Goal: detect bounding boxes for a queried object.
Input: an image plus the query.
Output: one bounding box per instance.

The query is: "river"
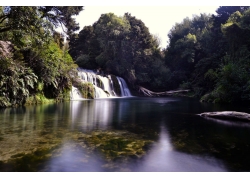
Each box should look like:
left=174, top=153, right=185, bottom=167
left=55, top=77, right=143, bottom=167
left=1, top=97, right=250, bottom=172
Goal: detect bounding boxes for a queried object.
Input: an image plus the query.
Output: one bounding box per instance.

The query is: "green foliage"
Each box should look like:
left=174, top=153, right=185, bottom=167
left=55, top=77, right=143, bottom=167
left=69, top=26, right=100, bottom=69
left=0, top=36, right=78, bottom=108
left=0, top=57, right=38, bottom=107
left=23, top=40, right=77, bottom=100
left=76, top=54, right=90, bottom=67
left=164, top=6, right=250, bottom=103
left=0, top=6, right=83, bottom=107
left=1, top=7, right=44, bottom=33
left=165, top=14, right=212, bottom=89
left=53, top=31, right=65, bottom=49
left=4, top=5, right=250, bottom=104
left=25, top=93, right=55, bottom=105
left=209, top=8, right=250, bottom=103
left=204, top=69, right=218, bottom=82
left=67, top=6, right=250, bottom=103
left=0, top=6, right=83, bottom=36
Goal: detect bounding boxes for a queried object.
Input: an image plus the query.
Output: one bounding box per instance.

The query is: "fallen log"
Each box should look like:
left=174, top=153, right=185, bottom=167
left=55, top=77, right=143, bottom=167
left=198, top=111, right=250, bottom=122
left=138, top=86, right=190, bottom=97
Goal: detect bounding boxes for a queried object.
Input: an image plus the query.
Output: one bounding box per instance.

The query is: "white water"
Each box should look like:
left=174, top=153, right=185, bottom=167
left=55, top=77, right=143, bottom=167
left=117, top=77, right=132, bottom=97
left=70, top=86, right=85, bottom=100
left=71, top=68, right=132, bottom=100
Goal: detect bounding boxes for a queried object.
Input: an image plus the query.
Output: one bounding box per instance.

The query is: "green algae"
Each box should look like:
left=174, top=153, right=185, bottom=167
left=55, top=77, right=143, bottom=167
left=0, top=128, right=153, bottom=171
left=78, top=130, right=153, bottom=160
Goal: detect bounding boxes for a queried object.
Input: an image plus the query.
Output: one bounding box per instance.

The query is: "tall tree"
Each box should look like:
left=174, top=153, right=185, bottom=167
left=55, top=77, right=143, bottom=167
left=69, top=25, right=101, bottom=69
left=164, top=14, right=212, bottom=90
left=0, top=6, right=83, bottom=36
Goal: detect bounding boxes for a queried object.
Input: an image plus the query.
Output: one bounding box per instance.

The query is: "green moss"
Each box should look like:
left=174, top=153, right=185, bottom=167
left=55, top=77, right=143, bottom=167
left=72, top=79, right=95, bottom=99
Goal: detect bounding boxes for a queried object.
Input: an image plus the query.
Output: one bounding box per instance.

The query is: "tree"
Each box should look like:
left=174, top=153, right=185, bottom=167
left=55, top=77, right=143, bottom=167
left=93, top=13, right=131, bottom=73
left=69, top=12, right=168, bottom=91
left=0, top=42, right=38, bottom=107
left=69, top=25, right=101, bottom=69
left=164, top=14, right=212, bottom=90
left=53, top=31, right=64, bottom=49
left=0, top=6, right=82, bottom=107
left=210, top=9, right=250, bottom=103
left=193, top=6, right=250, bottom=103
left=0, top=6, right=83, bottom=36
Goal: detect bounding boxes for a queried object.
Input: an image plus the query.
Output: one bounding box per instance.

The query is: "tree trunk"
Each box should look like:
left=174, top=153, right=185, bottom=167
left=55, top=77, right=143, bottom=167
left=138, top=86, right=190, bottom=97
left=198, top=111, right=250, bottom=122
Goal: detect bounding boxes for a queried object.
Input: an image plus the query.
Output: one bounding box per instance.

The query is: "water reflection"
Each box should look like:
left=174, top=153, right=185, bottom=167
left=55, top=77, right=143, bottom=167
left=69, top=99, right=133, bottom=131
left=135, top=125, right=226, bottom=172
left=1, top=97, right=250, bottom=171
left=44, top=141, right=103, bottom=172
left=70, top=100, right=114, bottom=131
left=200, top=116, right=250, bottom=128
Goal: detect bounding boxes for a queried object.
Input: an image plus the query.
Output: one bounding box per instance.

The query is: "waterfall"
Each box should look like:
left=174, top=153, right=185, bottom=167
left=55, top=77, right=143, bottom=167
left=117, top=77, right=132, bottom=97
left=70, top=86, right=85, bottom=100
left=71, top=68, right=132, bottom=100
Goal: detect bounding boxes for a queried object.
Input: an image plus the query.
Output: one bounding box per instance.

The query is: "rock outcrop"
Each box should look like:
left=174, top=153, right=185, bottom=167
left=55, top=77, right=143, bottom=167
left=0, top=41, right=13, bottom=58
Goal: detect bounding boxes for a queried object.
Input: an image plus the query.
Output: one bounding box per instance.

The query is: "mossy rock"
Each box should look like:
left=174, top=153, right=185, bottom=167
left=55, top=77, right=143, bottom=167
left=73, top=81, right=95, bottom=99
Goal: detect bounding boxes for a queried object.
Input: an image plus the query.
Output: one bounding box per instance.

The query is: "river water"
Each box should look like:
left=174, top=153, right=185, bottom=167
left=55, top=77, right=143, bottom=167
left=1, top=97, right=250, bottom=172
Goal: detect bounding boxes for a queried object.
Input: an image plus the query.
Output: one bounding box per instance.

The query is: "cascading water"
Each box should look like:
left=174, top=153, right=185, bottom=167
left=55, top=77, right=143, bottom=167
left=70, top=86, right=84, bottom=100
left=71, top=68, right=132, bottom=100
left=117, top=77, right=132, bottom=97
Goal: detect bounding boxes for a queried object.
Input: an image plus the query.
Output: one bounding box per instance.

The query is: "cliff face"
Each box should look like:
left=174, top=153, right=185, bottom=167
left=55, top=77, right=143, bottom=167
left=0, top=41, right=13, bottom=58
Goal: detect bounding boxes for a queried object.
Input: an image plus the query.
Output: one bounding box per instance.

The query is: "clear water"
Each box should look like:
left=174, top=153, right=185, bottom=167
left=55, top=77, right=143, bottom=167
left=1, top=97, right=250, bottom=172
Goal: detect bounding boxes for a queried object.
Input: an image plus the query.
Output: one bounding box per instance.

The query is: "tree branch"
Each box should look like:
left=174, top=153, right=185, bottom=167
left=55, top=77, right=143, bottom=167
left=0, top=26, right=12, bottom=33
left=0, top=14, right=8, bottom=24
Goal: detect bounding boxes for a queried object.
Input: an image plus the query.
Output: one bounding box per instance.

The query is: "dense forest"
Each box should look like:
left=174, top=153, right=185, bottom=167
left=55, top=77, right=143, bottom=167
left=0, top=6, right=85, bottom=107
left=1, top=6, right=250, bottom=108
left=69, top=6, right=250, bottom=103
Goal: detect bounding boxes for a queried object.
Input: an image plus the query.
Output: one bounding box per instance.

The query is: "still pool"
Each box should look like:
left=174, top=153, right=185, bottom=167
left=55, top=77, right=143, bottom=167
left=1, top=97, right=250, bottom=172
